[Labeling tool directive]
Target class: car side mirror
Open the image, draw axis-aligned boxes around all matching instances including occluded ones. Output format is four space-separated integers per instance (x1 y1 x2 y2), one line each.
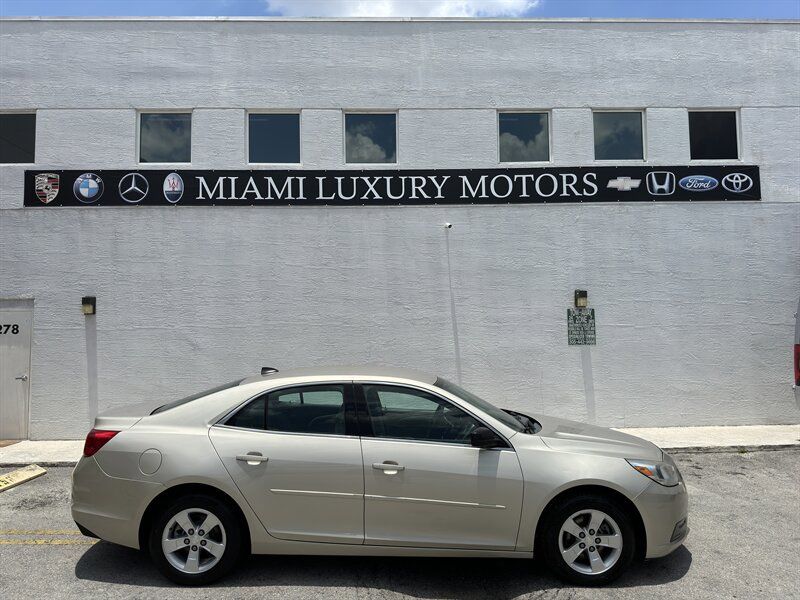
470 426 505 449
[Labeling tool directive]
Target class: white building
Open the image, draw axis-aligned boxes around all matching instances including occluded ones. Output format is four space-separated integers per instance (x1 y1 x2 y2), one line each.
0 17 798 440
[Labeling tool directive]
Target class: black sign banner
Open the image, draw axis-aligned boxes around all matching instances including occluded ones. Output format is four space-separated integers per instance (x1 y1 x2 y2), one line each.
24 165 761 207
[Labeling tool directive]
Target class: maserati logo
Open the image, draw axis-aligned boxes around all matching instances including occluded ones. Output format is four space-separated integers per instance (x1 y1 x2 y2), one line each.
607 177 641 192
118 172 149 203
163 172 184 203
646 171 675 195
34 173 59 204
721 173 753 193
73 173 104 203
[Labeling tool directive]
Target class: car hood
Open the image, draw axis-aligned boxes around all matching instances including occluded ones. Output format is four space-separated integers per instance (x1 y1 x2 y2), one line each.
534 415 663 461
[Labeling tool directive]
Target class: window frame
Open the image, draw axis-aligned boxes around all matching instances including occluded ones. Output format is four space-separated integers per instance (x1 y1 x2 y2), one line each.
216 381 359 438
136 109 193 165
246 109 302 166
687 108 741 163
0 110 37 165
354 382 511 449
591 109 647 163
496 109 552 165
342 110 399 166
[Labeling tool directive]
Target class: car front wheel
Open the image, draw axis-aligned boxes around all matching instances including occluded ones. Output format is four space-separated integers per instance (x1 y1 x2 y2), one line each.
148 494 242 585
540 494 636 586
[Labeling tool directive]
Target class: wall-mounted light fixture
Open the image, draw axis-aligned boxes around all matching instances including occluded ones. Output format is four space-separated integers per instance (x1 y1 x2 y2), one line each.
81 296 96 315
574 290 588 309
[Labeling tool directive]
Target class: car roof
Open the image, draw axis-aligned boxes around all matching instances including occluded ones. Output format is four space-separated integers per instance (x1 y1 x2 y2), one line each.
239 365 438 386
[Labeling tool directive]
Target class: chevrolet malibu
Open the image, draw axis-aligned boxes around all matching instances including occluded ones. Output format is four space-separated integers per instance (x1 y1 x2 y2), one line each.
71 366 688 586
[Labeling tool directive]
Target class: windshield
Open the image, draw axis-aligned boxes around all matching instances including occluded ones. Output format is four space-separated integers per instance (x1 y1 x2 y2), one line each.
434 377 525 433
151 379 244 415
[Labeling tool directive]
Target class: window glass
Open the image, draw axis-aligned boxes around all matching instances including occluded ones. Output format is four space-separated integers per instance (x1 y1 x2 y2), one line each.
345 113 396 163
267 385 346 434
0 113 36 163
434 378 525 433
363 384 482 444
249 113 300 163
593 112 643 160
499 112 549 162
689 111 738 160
140 113 191 163
225 396 266 430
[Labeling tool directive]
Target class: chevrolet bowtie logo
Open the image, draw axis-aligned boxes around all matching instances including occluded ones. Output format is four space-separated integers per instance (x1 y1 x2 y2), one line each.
607 177 641 191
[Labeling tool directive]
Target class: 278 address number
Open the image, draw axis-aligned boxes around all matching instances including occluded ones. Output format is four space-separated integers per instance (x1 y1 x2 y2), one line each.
0 324 20 334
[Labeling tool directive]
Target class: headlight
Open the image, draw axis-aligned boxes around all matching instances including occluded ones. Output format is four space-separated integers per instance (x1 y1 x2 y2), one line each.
626 458 680 487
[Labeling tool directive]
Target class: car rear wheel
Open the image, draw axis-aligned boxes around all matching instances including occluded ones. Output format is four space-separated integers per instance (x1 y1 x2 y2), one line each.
540 494 636 586
148 494 242 585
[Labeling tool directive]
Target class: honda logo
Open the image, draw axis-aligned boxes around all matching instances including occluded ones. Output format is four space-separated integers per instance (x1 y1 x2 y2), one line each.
646 171 676 195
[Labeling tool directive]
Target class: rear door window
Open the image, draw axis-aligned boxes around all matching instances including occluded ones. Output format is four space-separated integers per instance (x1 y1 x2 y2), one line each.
224 384 355 436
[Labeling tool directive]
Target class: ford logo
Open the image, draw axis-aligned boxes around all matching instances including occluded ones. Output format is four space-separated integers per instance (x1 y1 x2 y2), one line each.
679 175 718 191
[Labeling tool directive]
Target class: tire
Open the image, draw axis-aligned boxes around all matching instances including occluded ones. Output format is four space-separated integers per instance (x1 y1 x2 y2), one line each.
539 493 636 586
148 493 243 585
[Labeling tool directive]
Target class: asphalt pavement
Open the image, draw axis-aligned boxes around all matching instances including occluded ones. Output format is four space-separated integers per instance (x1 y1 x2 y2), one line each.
0 449 798 599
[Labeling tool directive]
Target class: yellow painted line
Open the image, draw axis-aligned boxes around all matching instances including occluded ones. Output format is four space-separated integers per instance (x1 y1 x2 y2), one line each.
0 530 83 535
0 464 46 492
0 539 97 545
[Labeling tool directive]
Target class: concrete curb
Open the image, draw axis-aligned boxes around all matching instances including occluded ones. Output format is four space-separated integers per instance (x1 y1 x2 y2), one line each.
664 444 800 454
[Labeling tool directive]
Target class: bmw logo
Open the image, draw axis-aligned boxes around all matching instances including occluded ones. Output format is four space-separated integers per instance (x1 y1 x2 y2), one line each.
73 173 104 203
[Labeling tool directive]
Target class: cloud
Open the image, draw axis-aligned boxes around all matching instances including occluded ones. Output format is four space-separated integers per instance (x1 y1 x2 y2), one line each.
264 1 539 17
346 131 394 163
499 130 548 162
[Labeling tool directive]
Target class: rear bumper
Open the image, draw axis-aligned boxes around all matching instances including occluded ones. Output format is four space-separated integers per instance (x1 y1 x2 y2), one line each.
71 455 164 549
634 479 689 559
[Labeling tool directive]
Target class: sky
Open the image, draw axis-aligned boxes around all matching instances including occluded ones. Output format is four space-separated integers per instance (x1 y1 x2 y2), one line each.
1 0 798 19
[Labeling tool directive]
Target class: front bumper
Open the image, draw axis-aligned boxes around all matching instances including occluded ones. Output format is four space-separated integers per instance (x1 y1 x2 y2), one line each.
634 478 689 558
71 455 163 549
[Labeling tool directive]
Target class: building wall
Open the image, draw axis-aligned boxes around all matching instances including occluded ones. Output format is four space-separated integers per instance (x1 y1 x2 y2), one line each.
0 19 798 438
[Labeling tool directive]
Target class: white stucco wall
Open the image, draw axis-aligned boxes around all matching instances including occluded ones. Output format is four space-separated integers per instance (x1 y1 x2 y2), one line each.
0 18 798 438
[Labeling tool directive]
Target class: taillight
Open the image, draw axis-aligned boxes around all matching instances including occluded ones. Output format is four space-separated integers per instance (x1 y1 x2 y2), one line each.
795 344 800 386
83 429 119 457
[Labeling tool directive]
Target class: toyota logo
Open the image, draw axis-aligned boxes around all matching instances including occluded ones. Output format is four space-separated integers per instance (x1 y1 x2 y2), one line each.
118 172 149 203
721 173 753 193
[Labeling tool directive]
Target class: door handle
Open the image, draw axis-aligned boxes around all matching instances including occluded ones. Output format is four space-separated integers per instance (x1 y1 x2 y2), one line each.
236 454 269 464
15 374 28 382
372 462 405 474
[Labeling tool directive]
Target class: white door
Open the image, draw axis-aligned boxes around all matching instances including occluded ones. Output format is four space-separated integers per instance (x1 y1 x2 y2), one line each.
359 383 524 550
0 300 33 440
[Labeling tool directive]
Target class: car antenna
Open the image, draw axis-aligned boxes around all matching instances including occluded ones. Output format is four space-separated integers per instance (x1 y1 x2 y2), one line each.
261 366 279 375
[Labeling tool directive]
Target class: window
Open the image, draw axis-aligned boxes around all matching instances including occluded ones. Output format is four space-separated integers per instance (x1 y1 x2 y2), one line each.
434 378 526 433
0 113 36 163
225 385 347 435
593 111 644 160
362 384 483 444
498 112 549 162
139 112 191 163
345 113 396 163
249 113 300 163
689 111 738 160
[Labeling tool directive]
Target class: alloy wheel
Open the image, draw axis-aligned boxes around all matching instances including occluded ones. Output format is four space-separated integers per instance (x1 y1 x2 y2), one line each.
557 509 623 575
161 507 227 574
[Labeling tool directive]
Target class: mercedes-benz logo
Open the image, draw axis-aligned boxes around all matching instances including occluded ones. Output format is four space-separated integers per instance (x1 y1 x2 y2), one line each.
721 173 753 194
118 172 149 203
